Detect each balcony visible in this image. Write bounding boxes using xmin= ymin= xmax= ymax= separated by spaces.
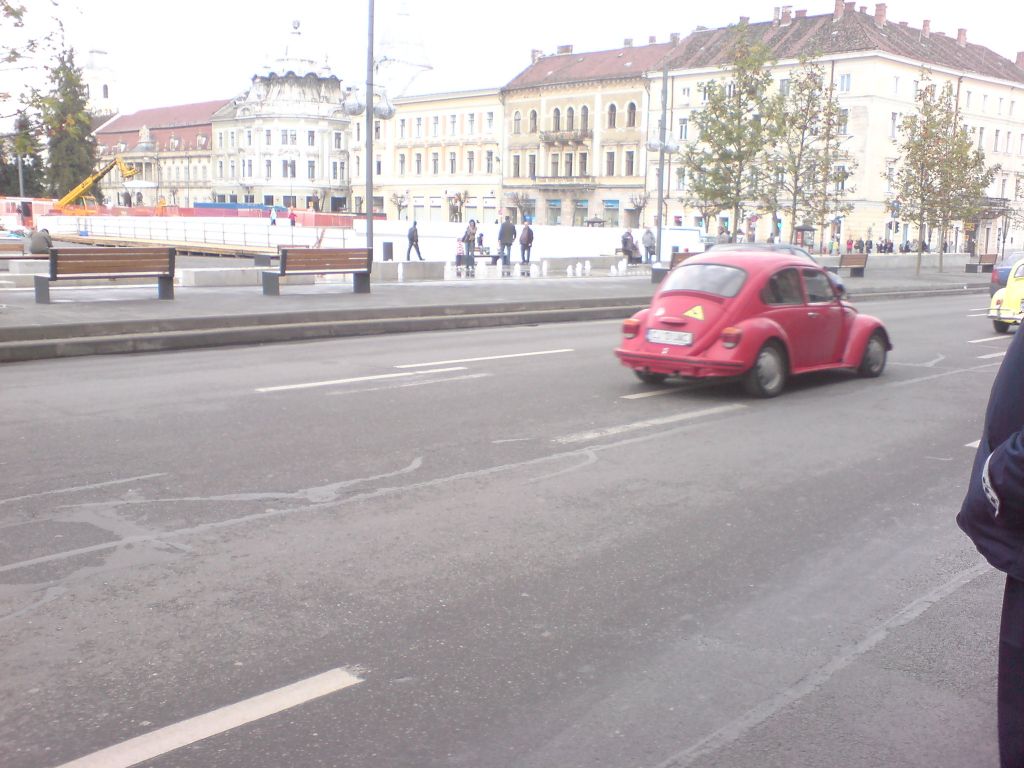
xmin=539 ymin=129 xmax=593 ymax=144
xmin=531 ymin=175 xmax=597 ymax=191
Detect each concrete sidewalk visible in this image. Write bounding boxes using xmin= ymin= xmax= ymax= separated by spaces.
xmin=0 ymin=256 xmax=992 ymax=363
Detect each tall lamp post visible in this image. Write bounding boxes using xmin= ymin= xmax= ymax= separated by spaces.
xmin=646 ymin=62 xmax=678 ymax=262
xmin=344 ymin=0 xmax=396 ymax=292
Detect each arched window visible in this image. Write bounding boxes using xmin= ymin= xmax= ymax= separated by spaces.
xmin=581 ymin=105 xmax=589 ymax=131
xmin=627 ymin=102 xmax=637 ymax=127
xmin=608 ymin=104 xmax=617 ymax=129
xmin=566 ymin=107 xmax=575 ymax=131
xmin=529 ymin=110 xmax=538 ymax=133
xmin=513 ymin=112 xmax=522 ymax=134
xmin=552 ymin=108 xmax=561 ymax=131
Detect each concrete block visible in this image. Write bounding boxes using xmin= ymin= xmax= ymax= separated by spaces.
xmin=177 ymin=268 xmax=263 ymax=287
xmin=8 ymin=259 xmax=49 ymax=275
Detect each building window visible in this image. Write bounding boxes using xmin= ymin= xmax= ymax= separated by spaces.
xmin=246 ymin=130 xmax=252 ymax=146
xmin=217 ymin=132 xmax=223 ymax=148
xmin=398 ymin=155 xmax=406 ymax=175
xmin=333 ymin=161 xmax=339 ymax=179
xmin=415 ymin=117 xmax=422 ymax=137
xmin=415 ymin=153 xmax=422 ymax=174
xmin=356 ymin=123 xmax=361 ymax=141
xmin=308 ymin=130 xmax=315 ymax=146
xmin=307 ymin=160 xmax=315 ymax=179
xmin=625 ymin=150 xmax=634 ymax=176
xmin=779 ymin=78 xmax=790 ymax=96
xmin=399 ymin=119 xmax=406 ymax=138
xmin=838 ymin=109 xmax=849 ymax=135
xmin=834 ymin=164 xmax=846 ymax=193
xmin=513 ymin=154 xmax=521 ymax=177
xmin=528 ymin=154 xmax=536 ymax=178
xmin=289 ymin=130 xmax=297 ymax=145
xmin=677 ymin=168 xmax=686 ymax=191
xmin=486 ymin=150 xmax=493 ymax=174
xmin=547 ymin=199 xmax=561 ymax=226
xmin=838 ymin=73 xmax=851 ymax=92
xmin=467 ymin=151 xmax=475 ymax=174
xmin=486 ymin=112 xmax=494 ymax=130
xmin=217 ymin=160 xmax=223 ymax=178
xmin=608 ymin=104 xmax=617 ymax=128
xmin=979 ymin=126 xmax=985 ymax=150
xmin=1008 ymin=132 xmax=1013 ymax=153
xmin=375 ymin=156 xmax=381 ymax=174
xmin=581 ymin=105 xmax=589 ymax=131
xmin=566 ymin=107 xmax=575 ymax=131
xmin=995 ymin=129 xmax=1001 ymax=152
xmin=449 ymin=114 xmax=456 ymax=134
xmin=374 ymin=121 xmax=381 ymax=140
xmin=983 ymin=94 xmax=989 ymax=112
xmin=432 ymin=116 xmax=439 ymax=137
xmin=431 ymin=152 xmax=439 ymax=174
xmin=606 ymin=151 xmax=615 ymax=175
xmin=626 ymin=102 xmax=637 ymax=127
xmin=550 ymin=153 xmax=559 ymax=177
xmin=553 ymin=108 xmax=561 ymax=131
xmin=281 ymin=159 xmax=295 ymax=178
xmin=890 ymin=112 xmax=898 ymax=139
xmin=266 ymin=129 xmax=272 ymax=145
xmin=246 ymin=159 xmax=252 ymax=177
xmin=564 ymin=153 xmax=573 ymax=177
xmin=726 ymin=83 xmax=736 ymax=98
xmin=513 ymin=112 xmax=522 ymax=134
xmin=966 ymin=91 xmax=973 ymax=108
xmin=529 ymin=110 xmax=538 ymax=133
xmin=265 ymin=159 xmax=271 ymax=179
xmin=468 ymin=114 xmax=475 ymax=133
xmin=280 ymin=129 xmax=288 ymax=144
xmin=679 ymin=117 xmax=689 ymax=140
xmin=334 ymin=131 xmax=342 ymax=149
xmin=449 ymin=152 xmax=456 ymax=174
xmin=580 ymin=152 xmax=588 ymax=176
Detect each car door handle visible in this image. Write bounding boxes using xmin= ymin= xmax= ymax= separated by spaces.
xmin=807 ymin=311 xmax=820 ymax=318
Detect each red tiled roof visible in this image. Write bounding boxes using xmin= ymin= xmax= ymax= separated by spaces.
xmin=504 ymin=42 xmax=678 ymax=90
xmin=95 ymin=99 xmax=232 ymax=135
xmin=665 ymin=10 xmax=1024 ymax=84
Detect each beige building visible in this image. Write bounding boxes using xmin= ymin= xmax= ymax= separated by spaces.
xmin=363 ymin=89 xmax=503 ymax=224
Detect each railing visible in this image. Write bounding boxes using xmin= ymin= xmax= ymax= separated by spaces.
xmin=539 ymin=129 xmax=593 ymax=143
xmin=532 ymin=176 xmax=597 ymax=189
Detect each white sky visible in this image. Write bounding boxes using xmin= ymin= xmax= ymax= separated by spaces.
xmin=5 ymin=0 xmax=1022 ymax=118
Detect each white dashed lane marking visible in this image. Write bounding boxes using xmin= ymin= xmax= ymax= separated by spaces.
xmin=968 ymin=335 xmax=1013 ymax=344
xmin=555 ymin=403 xmax=747 ymax=444
xmin=978 ymin=352 xmax=1007 ymax=360
xmin=54 ymin=668 xmax=363 ymax=768
xmin=966 ymin=440 xmax=980 ymax=449
xmin=621 ymin=388 xmax=677 ymax=400
xmin=255 ymin=367 xmax=467 ymax=392
xmin=394 ymin=348 xmax=574 ymax=368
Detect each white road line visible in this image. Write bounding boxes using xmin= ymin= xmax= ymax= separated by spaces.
xmin=978 ymin=351 xmax=1007 ymax=359
xmin=967 ymin=313 xmax=989 ymax=318
xmin=325 ymin=373 xmax=491 ymax=395
xmin=555 ymin=403 xmax=746 ymax=444
xmin=966 ymin=440 xmax=980 ymax=449
xmin=0 ymin=474 xmax=167 ymax=507
xmin=621 ymin=388 xmax=677 ymax=400
xmin=54 ymin=668 xmax=362 ymax=768
xmin=968 ymin=335 xmax=1013 ymax=344
xmin=255 ymin=367 xmax=466 ymax=393
xmin=394 ymin=348 xmax=574 ymax=369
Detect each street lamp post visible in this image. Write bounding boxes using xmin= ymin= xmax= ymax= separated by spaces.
xmin=647 ymin=62 xmax=677 ymax=263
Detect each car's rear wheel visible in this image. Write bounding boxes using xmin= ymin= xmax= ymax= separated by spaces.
xmin=743 ymin=343 xmax=787 ymax=398
xmin=858 ymin=331 xmax=887 ymax=377
xmin=994 ymin=319 xmax=1011 ymax=334
xmin=634 ymin=370 xmax=668 ymax=385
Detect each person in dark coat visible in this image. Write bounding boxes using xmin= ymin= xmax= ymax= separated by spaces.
xmin=497 ymin=216 xmax=516 ymax=267
xmin=519 ymin=220 xmax=534 ymax=264
xmin=28 ymin=228 xmax=52 ymax=254
xmin=959 ymin=328 xmax=1024 ymax=766
xmin=406 ymin=221 xmax=422 ymax=260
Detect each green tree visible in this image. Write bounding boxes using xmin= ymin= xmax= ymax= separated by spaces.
xmin=2 ymin=1 xmax=62 ymax=113
xmin=681 ymin=23 xmax=777 ymax=242
xmin=889 ymin=76 xmax=996 ymax=274
xmin=36 ymin=47 xmax=96 ymax=200
xmin=0 ymin=110 xmax=45 ymax=195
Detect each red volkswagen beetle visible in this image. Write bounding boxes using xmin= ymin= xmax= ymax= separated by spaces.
xmin=615 ymin=251 xmax=891 ymax=397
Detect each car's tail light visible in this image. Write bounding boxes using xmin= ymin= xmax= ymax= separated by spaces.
xmin=995 ymin=297 xmax=1004 ymax=308
xmin=721 ymin=326 xmax=742 ymax=349
xmin=992 ymin=270 xmax=1000 ymax=286
xmin=622 ymin=318 xmax=641 ymax=339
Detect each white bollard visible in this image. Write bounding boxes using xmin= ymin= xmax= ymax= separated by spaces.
xmin=584 ymin=260 xmax=592 ymax=276
xmin=542 ymin=260 xmax=549 ymax=278
xmin=609 ymin=264 xmax=618 ymax=277
xmin=444 ymin=261 xmax=454 ymax=281
xmin=397 ymin=262 xmax=404 ymax=282
xmin=620 ymin=258 xmax=628 ymax=273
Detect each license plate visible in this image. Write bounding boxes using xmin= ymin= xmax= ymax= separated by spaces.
xmin=646 ymin=328 xmax=693 ymax=346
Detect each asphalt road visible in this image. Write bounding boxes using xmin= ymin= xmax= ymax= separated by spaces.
xmin=0 ymin=293 xmax=1009 ymax=767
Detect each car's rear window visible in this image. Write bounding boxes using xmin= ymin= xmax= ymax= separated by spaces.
xmin=661 ymin=264 xmax=746 ymax=297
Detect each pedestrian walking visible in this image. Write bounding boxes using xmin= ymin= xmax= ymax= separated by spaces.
xmin=288 ymin=209 xmax=297 ymax=227
xmin=846 ymin=237 xmax=853 ymax=254
xmin=959 ymin=327 xmax=1024 ymax=767
xmin=406 ymin=221 xmax=423 ymax=261
xmin=519 ymin=220 xmax=534 ymax=265
xmin=642 ymin=228 xmax=656 ymax=263
xmin=497 ymin=216 xmax=516 ymax=269
xmin=269 ymin=207 xmax=277 ymax=226
xmin=463 ymin=219 xmax=478 ymax=264
xmin=865 ymin=239 xmax=873 ymax=254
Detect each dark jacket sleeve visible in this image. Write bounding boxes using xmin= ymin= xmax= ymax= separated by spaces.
xmin=958 ymin=329 xmax=1024 ymax=579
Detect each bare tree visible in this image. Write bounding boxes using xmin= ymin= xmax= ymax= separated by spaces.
xmin=448 ymin=190 xmax=469 ymax=222
xmin=390 ymin=192 xmax=409 ymax=219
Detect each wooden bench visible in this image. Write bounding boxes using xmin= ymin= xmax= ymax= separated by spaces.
xmin=34 ymin=247 xmax=176 ymax=304
xmin=669 ymin=250 xmax=695 ymax=269
xmin=0 ymin=240 xmax=28 ymax=260
xmin=262 ymin=247 xmax=372 ymax=295
xmin=965 ymin=253 xmax=997 ymax=274
xmin=827 ymin=252 xmax=869 ymax=278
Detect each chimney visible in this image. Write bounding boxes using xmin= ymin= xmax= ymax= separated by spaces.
xmin=858 ymin=5 xmax=866 ymax=12
xmin=898 ymin=21 xmax=907 ymax=27
xmin=833 ymin=0 xmax=844 ymax=21
xmin=649 ymin=35 xmax=656 ymax=44
xmin=874 ymin=3 xmax=886 ymax=27
xmin=1017 ymin=51 xmax=1024 ymax=68
xmin=922 ymin=20 xmax=930 ymax=38
xmin=739 ymin=16 xmax=749 ymax=24
xmin=957 ymin=28 xmax=967 ymax=47
xmin=781 ymin=5 xmax=793 ymax=26
xmin=773 ymin=6 xmax=781 ymax=24
xmin=623 ymin=38 xmax=633 ymax=47
xmin=531 ymin=48 xmax=543 ymax=63
xmin=670 ymin=32 xmax=680 ymax=44
xmin=556 ymin=44 xmax=573 ymax=54
xmin=795 ymin=10 xmax=807 ymax=18
xmin=844 ymin=1 xmax=855 ymax=9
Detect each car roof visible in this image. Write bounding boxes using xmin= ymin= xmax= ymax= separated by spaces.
xmin=681 ymin=250 xmax=818 ymax=276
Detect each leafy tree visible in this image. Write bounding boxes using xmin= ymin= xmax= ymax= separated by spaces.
xmin=35 ymin=47 xmax=96 ymax=199
xmin=889 ymin=76 xmax=996 ymax=273
xmin=0 ymin=110 xmax=45 ymax=195
xmin=2 ymin=1 xmax=61 ymax=114
xmin=679 ymin=166 xmax=724 ymax=236
xmin=681 ymin=23 xmax=777 ymax=242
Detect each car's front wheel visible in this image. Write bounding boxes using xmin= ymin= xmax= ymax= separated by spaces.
xmin=634 ymin=370 xmax=668 ymax=385
xmin=858 ymin=331 xmax=887 ymax=377
xmin=994 ymin=319 xmax=1011 ymax=334
xmin=743 ymin=343 xmax=787 ymax=398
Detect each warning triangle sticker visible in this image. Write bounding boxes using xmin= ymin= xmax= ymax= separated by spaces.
xmin=683 ymin=305 xmax=704 ymax=320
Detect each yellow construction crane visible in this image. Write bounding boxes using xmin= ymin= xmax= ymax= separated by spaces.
xmin=55 ymin=155 xmax=139 ymax=210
